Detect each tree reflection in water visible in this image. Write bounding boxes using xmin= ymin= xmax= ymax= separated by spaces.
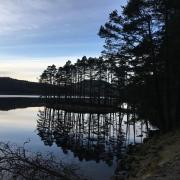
xmin=37 ymin=107 xmax=151 ymax=166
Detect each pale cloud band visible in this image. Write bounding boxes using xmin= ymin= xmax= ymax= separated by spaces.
xmin=0 ymin=56 xmax=77 ymax=82
xmin=0 ymin=0 xmax=125 ymax=81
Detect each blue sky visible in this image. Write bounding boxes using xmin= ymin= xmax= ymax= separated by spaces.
xmin=0 ymin=0 xmax=126 ymax=81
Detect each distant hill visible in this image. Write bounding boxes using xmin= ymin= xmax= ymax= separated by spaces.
xmin=0 ymin=77 xmax=116 ymax=96
xmin=0 ymin=77 xmax=49 ymax=95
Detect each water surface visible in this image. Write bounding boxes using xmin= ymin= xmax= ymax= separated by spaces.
xmin=0 ymin=95 xmax=40 ymax=98
xmin=0 ymin=100 xmax=150 ymax=180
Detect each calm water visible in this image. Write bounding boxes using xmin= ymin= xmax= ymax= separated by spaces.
xmin=0 ymin=95 xmax=40 ymax=98
xmin=0 ymin=98 xmax=150 ymax=180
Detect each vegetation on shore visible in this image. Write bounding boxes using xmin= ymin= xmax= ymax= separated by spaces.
xmin=113 ymin=130 xmax=180 ymax=180
xmin=37 ymin=1 xmax=180 ymax=176
xmin=1 ymin=0 xmax=180 ymax=179
xmin=40 ymin=0 xmax=180 ymax=132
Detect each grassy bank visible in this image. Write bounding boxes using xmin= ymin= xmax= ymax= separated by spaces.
xmin=113 ymin=130 xmax=180 ymax=180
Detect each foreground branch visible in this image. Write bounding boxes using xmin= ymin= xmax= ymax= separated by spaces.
xmin=0 ymin=142 xmax=83 ymax=180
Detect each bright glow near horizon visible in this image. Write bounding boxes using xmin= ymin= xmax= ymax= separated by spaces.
xmin=0 ymin=0 xmax=126 ymax=81
xmin=0 ymin=56 xmax=79 ymax=81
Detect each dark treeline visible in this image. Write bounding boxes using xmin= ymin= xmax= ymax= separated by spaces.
xmin=0 ymin=97 xmax=45 ymax=111
xmin=40 ymin=0 xmax=180 ymax=131
xmin=39 ymin=58 xmax=118 ymax=106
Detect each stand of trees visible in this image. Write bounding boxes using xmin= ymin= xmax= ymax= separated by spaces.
xmin=40 ymin=0 xmax=180 ymax=131
xmin=39 ymin=57 xmax=119 ymax=106
xmin=98 ymin=0 xmax=180 ymax=131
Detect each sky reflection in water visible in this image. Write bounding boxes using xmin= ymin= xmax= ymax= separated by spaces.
xmin=0 ymin=106 xmax=148 ymax=180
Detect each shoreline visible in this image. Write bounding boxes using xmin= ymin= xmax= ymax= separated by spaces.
xmin=0 ymin=97 xmax=121 ymax=113
xmin=112 ymin=130 xmax=180 ymax=180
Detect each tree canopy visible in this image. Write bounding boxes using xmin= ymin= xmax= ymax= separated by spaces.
xmin=40 ymin=0 xmax=180 ymax=131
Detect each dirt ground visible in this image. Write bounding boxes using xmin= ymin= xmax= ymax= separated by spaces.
xmin=113 ymin=130 xmax=180 ymax=180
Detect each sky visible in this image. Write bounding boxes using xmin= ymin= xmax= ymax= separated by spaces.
xmin=0 ymin=0 xmax=126 ymax=82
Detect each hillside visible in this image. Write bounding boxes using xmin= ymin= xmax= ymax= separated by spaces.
xmin=0 ymin=77 xmax=48 ymax=95
xmin=0 ymin=77 xmax=116 ymax=96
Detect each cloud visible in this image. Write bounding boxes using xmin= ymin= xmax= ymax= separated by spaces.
xmin=0 ymin=0 xmax=126 ymax=81
xmin=0 ymin=0 xmax=122 ymax=35
xmin=0 ymin=0 xmax=124 ymax=56
xmin=0 ymin=56 xmax=81 ymax=82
